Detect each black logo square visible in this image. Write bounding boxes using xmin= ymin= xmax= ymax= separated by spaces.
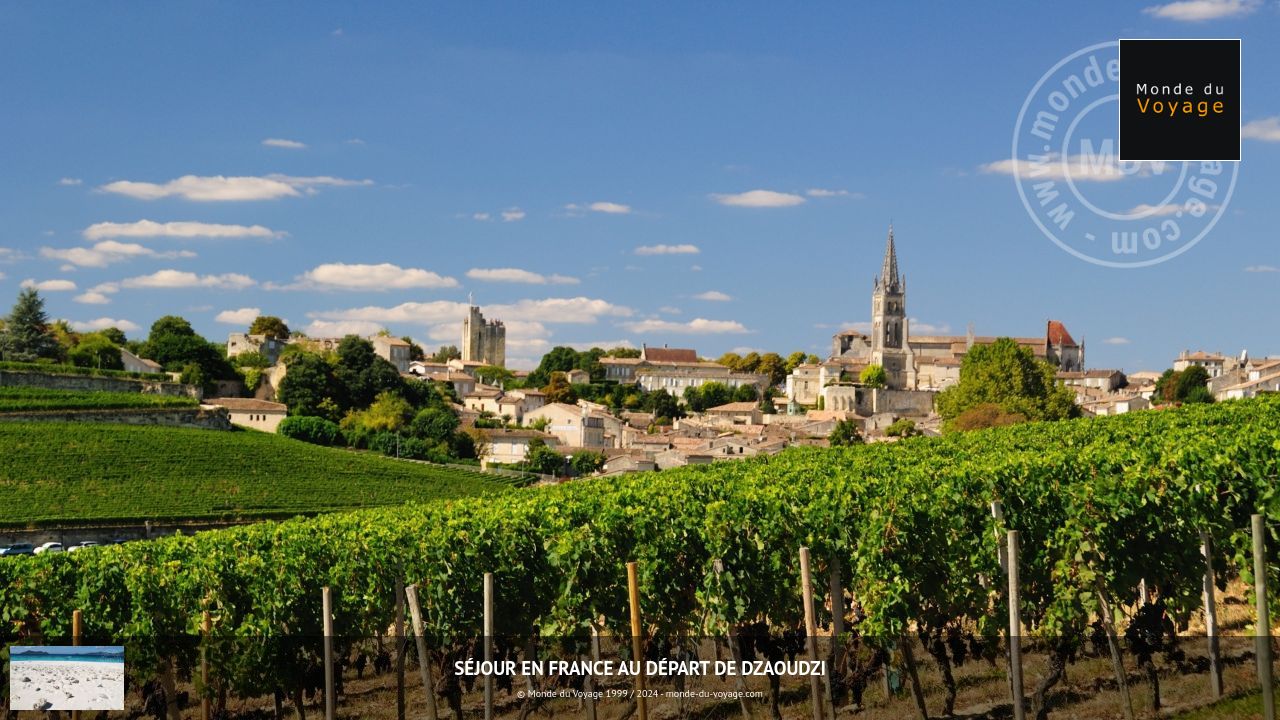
xmin=1119 ymin=39 xmax=1240 ymax=161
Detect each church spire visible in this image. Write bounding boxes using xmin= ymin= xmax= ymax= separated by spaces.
xmin=878 ymin=224 xmax=901 ymax=292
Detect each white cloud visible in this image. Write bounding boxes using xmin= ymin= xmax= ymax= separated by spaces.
xmin=99 ymin=174 xmax=372 ymax=201
xmin=73 ymin=291 xmax=111 ymax=305
xmin=215 ymin=307 xmax=263 ymax=325
xmin=466 ymin=268 xmax=579 ymax=285
xmin=711 ymin=189 xmax=806 ymax=208
xmin=69 ymin=317 xmax=140 ymax=332
xmin=658 ymin=306 xmax=682 ymax=315
xmin=345 ymin=138 xmax=366 ymax=145
xmin=262 ymin=138 xmax=307 ymax=149
xmin=472 ymin=212 xmax=492 ymax=221
xmin=980 ymin=154 xmax=1171 ymax=183
xmin=20 ymin=278 xmax=77 ymax=292
xmin=1245 ymin=265 xmax=1279 ymax=273
xmin=279 ymin=263 xmax=459 ymax=291
xmin=1103 ymin=337 xmax=1132 ymax=345
xmin=501 ymin=207 xmax=526 ymax=222
xmin=0 ymin=271 xmax=5 ymax=280
xmin=620 ymin=318 xmax=749 ymax=335
xmin=1143 ymin=0 xmax=1259 ymax=21
xmin=566 ymin=339 xmax=636 ymax=351
xmin=694 ymin=290 xmax=733 ymax=302
xmin=84 ymin=220 xmax=282 ymax=241
xmin=1242 ymin=117 xmax=1280 ymax=142
xmin=122 ymin=270 xmax=255 ymax=290
xmin=1127 ymin=202 xmax=1221 ymax=217
xmin=806 ymin=188 xmax=864 ymax=199
xmin=589 ymin=201 xmax=632 ymax=214
xmin=303 ymin=319 xmax=385 ymax=337
xmin=635 ymin=244 xmax=700 ymax=256
xmin=40 ymin=241 xmax=196 ymax=268
xmin=310 ymin=297 xmax=632 ymax=327
xmin=59 ymin=177 xmax=83 ymax=186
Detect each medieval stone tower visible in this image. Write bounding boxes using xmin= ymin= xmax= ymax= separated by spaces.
xmin=461 ymin=303 xmax=506 ymax=367
xmin=869 ymin=225 xmax=915 ymax=390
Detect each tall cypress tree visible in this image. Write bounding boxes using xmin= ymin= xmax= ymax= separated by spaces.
xmin=1 ymin=288 xmax=60 ymax=361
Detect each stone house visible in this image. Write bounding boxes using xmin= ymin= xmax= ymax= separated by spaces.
xmin=478 ymin=428 xmax=558 ymax=466
xmin=208 ymin=397 xmax=288 ymax=432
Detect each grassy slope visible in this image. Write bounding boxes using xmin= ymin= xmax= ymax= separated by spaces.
xmin=0 ymin=422 xmax=511 ymax=527
xmin=0 ymin=386 xmax=198 ymax=411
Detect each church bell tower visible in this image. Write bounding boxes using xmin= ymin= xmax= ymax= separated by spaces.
xmin=869 ymin=225 xmax=913 ymax=389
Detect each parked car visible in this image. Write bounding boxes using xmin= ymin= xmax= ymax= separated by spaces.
xmin=33 ymin=542 xmax=64 ymax=554
xmin=0 ymin=543 xmax=35 ymax=556
xmin=68 ymin=541 xmax=100 ymax=553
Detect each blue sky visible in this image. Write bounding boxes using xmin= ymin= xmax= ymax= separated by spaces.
xmin=0 ymin=2 xmax=1276 ymax=371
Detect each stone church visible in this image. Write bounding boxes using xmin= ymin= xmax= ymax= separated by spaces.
xmin=795 ymin=226 xmax=1085 ymax=400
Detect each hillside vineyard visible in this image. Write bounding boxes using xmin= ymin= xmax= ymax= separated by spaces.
xmin=2 ymin=397 xmax=1279 ymax=714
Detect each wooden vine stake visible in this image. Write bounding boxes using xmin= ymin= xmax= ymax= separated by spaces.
xmin=323 ymin=586 xmax=335 ymax=720
xmin=798 ymin=547 xmax=825 ymax=720
xmin=627 ymin=561 xmax=649 ymax=720
xmin=713 ymin=559 xmax=754 ymax=720
xmin=825 ymin=558 xmax=841 ymax=719
xmin=1093 ymin=581 xmax=1135 ymax=720
xmin=1254 ymin=514 xmax=1276 ymax=720
xmin=1006 ymin=530 xmax=1025 ymax=720
xmin=404 ymin=584 xmax=439 ymax=720
xmin=1201 ymin=531 xmax=1222 ymax=699
xmin=201 ymin=609 xmax=212 ymax=720
xmin=395 ymin=580 xmax=407 ymax=720
xmin=72 ymin=609 xmax=82 ymax=720
xmin=484 ymin=572 xmax=495 ymax=720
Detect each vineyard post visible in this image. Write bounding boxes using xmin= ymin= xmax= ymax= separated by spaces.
xmin=72 ymin=609 xmax=82 ymax=720
xmin=1006 ymin=530 xmax=1025 ymax=720
xmin=713 ymin=559 xmax=754 ymax=720
xmin=798 ymin=547 xmax=825 ymax=720
xmin=1093 ymin=581 xmax=1135 ymax=720
xmin=201 ymin=609 xmax=212 ymax=720
xmin=584 ymin=623 xmax=599 ymax=720
xmin=626 ymin=561 xmax=649 ymax=720
xmin=1253 ymin=514 xmax=1275 ymax=720
xmin=1201 ymin=531 xmax=1222 ymax=699
xmin=484 ymin=572 xmax=495 ymax=720
xmin=899 ymin=635 xmax=928 ymax=720
xmin=404 ymin=584 xmax=439 ymax=720
xmin=992 ymin=501 xmax=1014 ymax=703
xmin=323 ymin=586 xmax=335 ymax=720
xmin=395 ymin=579 xmax=407 ymax=720
xmin=827 ymin=557 xmax=842 ymax=718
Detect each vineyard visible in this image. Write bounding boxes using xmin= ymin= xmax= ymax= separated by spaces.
xmin=0 ymin=360 xmax=168 ymax=381
xmin=2 ymin=397 xmax=1280 ymax=719
xmin=0 ymin=386 xmax=198 ymax=412
xmin=0 ymin=423 xmax=513 ymax=527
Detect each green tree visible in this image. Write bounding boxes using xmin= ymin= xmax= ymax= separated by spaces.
xmin=1175 ymin=365 xmax=1213 ymax=403
xmin=757 ymin=352 xmax=787 ymax=386
xmin=475 ymin=365 xmax=515 ymax=386
xmin=335 ymin=335 xmax=404 ymax=408
xmin=410 ymin=406 xmax=460 ymax=443
xmin=570 ymin=450 xmax=606 ymax=476
xmin=885 ymin=418 xmax=920 ymax=437
xmin=684 ymin=381 xmax=732 ymax=412
xmin=785 ymin=351 xmax=808 ymax=374
xmin=935 ymin=338 xmax=1079 ymax=431
xmin=543 ymin=371 xmax=578 ymax=404
xmin=0 ymin=288 xmax=60 ymax=362
xmin=828 ymin=418 xmax=864 ymax=446
xmin=355 ymin=391 xmax=415 ymax=432
xmin=401 ymin=336 xmax=425 ymax=362
xmin=949 ymin=403 xmax=1027 ymax=431
xmin=99 ymin=327 xmax=128 ymax=346
xmin=732 ymin=384 xmax=759 ymax=402
xmin=524 ymin=438 xmax=565 ymax=476
xmin=646 ymin=389 xmax=685 ymax=422
xmin=67 ymin=332 xmax=124 ymax=370
xmin=248 ymin=315 xmax=290 ymax=339
xmin=230 ymin=350 xmax=270 ymax=369
xmin=528 ymin=346 xmax=579 ymax=387
xmin=860 ymin=364 xmax=887 ymax=389
xmin=49 ymin=319 xmax=79 ymax=361
xmin=142 ymin=315 xmax=236 ymax=388
xmin=278 ymin=352 xmax=344 ymax=420
xmin=428 ymin=345 xmax=461 ymax=363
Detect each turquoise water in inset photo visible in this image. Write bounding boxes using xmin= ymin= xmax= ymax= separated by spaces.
xmin=9 ymin=646 xmax=124 ymax=665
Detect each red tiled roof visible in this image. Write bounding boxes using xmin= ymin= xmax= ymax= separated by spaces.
xmin=641 ymin=346 xmax=699 ymax=363
xmin=1047 ymin=320 xmax=1076 ymax=347
xmin=208 ymin=397 xmax=287 ymax=412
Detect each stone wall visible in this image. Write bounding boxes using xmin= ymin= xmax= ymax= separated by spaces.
xmin=0 ymin=369 xmax=200 ymax=398
xmin=0 ymin=518 xmax=262 ymax=548
xmin=0 ymin=405 xmax=231 ymax=430
xmin=869 ymin=388 xmax=936 ymax=416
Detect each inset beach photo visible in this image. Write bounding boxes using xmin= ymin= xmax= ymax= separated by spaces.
xmin=9 ymin=645 xmax=125 ymax=711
